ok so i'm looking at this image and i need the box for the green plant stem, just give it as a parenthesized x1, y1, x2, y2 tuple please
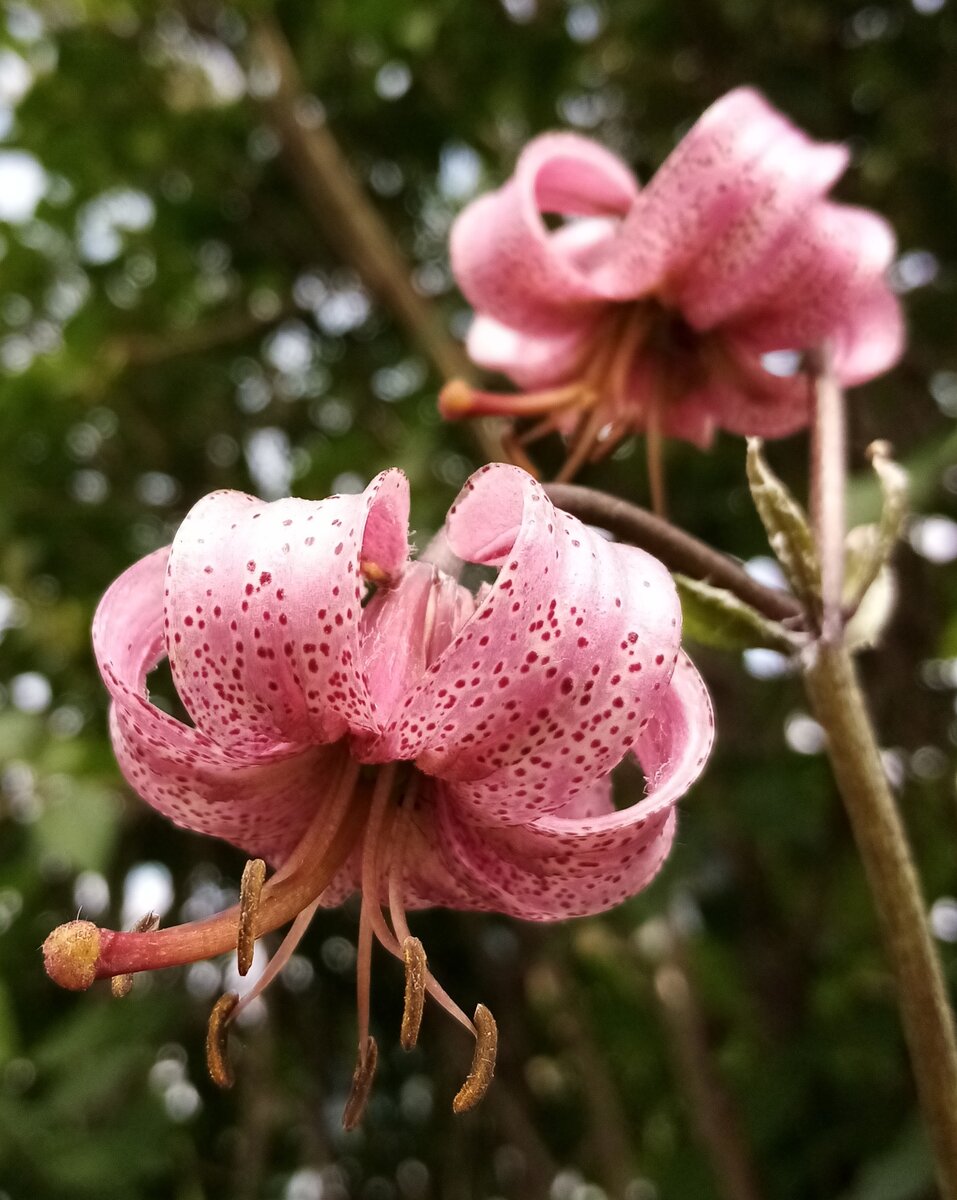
(804, 640, 957, 1197)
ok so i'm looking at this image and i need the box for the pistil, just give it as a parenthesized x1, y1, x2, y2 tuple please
(44, 754, 365, 988)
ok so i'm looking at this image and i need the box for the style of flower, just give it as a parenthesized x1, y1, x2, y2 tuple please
(43, 463, 713, 1123)
(441, 87, 903, 486)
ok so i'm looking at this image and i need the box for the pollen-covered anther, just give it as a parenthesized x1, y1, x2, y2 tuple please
(237, 858, 266, 976)
(111, 912, 160, 998)
(400, 936, 427, 1050)
(206, 992, 240, 1089)
(452, 1003, 498, 1114)
(42, 920, 102, 992)
(359, 559, 391, 585)
(342, 1036, 379, 1131)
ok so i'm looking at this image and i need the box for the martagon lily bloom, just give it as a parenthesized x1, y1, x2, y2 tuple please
(441, 87, 904, 487)
(43, 463, 713, 1123)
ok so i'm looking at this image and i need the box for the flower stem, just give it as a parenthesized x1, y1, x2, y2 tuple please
(808, 347, 846, 644)
(803, 640, 957, 1197)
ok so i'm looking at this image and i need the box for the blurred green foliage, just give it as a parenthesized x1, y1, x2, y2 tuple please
(1, 1, 957, 1198)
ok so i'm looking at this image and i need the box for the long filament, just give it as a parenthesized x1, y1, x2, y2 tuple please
(89, 755, 364, 979)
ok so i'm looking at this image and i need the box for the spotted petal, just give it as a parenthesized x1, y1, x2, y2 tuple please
(450, 136, 638, 337)
(382, 464, 682, 825)
(731, 203, 902, 385)
(593, 88, 847, 302)
(435, 654, 713, 919)
(94, 547, 332, 865)
(164, 471, 409, 753)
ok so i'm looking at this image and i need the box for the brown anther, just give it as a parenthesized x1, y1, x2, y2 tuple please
(111, 913, 160, 998)
(400, 936, 427, 1050)
(206, 992, 240, 1089)
(438, 379, 474, 417)
(342, 1036, 378, 1131)
(238, 858, 266, 976)
(360, 559, 390, 585)
(452, 1004, 498, 1114)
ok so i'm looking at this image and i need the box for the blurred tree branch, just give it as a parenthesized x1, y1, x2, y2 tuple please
(249, 16, 502, 462)
(648, 924, 766, 1200)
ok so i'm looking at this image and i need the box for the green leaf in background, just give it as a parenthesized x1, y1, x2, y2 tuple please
(675, 572, 799, 653)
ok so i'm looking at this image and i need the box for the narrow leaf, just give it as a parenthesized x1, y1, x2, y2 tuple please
(675, 573, 800, 654)
(746, 439, 821, 617)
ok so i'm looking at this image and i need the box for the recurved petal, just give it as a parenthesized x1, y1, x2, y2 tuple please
(590, 88, 845, 302)
(383, 464, 683, 825)
(435, 654, 713, 919)
(465, 314, 598, 390)
(830, 284, 904, 386)
(450, 136, 637, 337)
(729, 202, 900, 381)
(164, 471, 409, 753)
(672, 131, 848, 329)
(669, 346, 812, 440)
(94, 547, 333, 863)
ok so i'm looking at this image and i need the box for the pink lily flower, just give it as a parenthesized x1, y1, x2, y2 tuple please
(43, 463, 712, 1121)
(441, 87, 904, 484)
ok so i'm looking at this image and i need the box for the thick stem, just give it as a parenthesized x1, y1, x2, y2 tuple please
(808, 348, 846, 644)
(804, 640, 957, 1197)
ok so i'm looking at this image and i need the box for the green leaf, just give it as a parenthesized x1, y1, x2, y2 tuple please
(675, 573, 800, 653)
(845, 442, 909, 615)
(746, 438, 821, 615)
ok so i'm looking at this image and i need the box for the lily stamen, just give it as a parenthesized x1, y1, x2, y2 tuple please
(237, 858, 266, 976)
(230, 897, 322, 1023)
(452, 1005, 499, 1115)
(400, 936, 427, 1051)
(206, 992, 240, 1089)
(342, 1037, 378, 1131)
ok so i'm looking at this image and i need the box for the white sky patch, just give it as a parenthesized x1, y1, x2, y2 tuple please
(744, 555, 789, 591)
(0, 151, 47, 222)
(784, 712, 826, 755)
(930, 898, 957, 942)
(930, 370, 957, 417)
(909, 515, 957, 563)
(73, 870, 110, 918)
(375, 60, 412, 101)
(10, 671, 51, 713)
(188, 37, 245, 104)
(761, 349, 802, 377)
(77, 188, 156, 265)
(889, 249, 939, 293)
(438, 142, 482, 202)
(122, 862, 174, 928)
(743, 648, 792, 680)
(245, 426, 292, 499)
(264, 321, 314, 374)
(0, 48, 32, 105)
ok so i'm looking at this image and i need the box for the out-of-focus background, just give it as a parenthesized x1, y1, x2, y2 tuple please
(1, 2, 957, 1198)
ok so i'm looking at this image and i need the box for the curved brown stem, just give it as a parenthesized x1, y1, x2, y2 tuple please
(545, 482, 802, 625)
